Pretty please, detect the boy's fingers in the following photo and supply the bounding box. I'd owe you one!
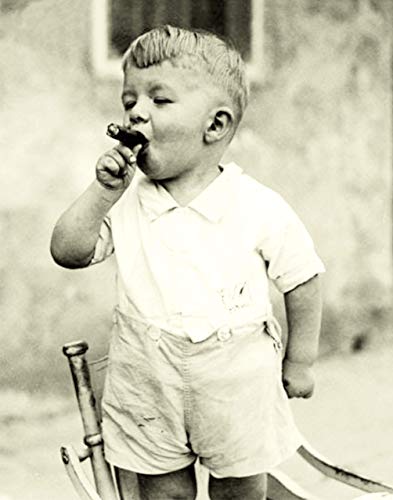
[103,149,136,172]
[303,388,314,398]
[282,372,314,399]
[105,149,126,165]
[107,149,136,169]
[114,143,143,163]
[133,144,143,156]
[113,144,132,157]
[102,155,124,173]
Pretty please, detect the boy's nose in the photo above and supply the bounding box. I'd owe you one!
[129,100,149,124]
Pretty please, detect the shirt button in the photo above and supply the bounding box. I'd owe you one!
[217,326,232,342]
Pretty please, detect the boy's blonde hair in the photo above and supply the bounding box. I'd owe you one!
[122,25,249,125]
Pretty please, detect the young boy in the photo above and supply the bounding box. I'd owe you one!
[51,25,324,500]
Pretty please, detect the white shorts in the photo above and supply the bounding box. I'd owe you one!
[102,309,302,478]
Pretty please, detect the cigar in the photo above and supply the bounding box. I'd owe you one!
[106,123,148,149]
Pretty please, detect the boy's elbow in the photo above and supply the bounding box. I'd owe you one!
[50,250,92,269]
[50,235,93,269]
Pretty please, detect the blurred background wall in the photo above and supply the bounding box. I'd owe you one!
[0,0,391,393]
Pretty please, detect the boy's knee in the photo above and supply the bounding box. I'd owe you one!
[208,473,267,500]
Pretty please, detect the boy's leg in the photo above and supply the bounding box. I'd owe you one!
[208,473,267,500]
[116,464,197,500]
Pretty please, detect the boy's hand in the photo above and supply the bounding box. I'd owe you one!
[96,144,141,191]
[282,359,315,399]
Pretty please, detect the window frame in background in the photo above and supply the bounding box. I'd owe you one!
[90,0,265,81]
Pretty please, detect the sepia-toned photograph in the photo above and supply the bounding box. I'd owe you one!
[0,1,392,499]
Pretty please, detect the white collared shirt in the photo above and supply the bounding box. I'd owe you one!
[92,162,325,342]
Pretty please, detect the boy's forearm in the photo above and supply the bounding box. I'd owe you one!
[50,180,122,268]
[283,275,322,365]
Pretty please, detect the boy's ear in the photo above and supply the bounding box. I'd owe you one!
[204,107,235,144]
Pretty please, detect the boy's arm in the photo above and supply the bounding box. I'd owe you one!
[50,181,123,268]
[50,143,138,269]
[282,274,322,399]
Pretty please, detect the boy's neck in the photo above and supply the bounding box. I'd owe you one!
[159,164,222,207]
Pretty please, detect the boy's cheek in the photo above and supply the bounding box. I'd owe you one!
[153,115,199,142]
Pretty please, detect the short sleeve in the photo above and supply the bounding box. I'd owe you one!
[90,216,114,265]
[257,195,325,293]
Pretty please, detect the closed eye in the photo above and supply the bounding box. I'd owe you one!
[153,97,172,105]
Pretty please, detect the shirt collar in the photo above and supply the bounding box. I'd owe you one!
[137,162,243,223]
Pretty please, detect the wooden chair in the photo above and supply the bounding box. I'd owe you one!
[60,340,393,500]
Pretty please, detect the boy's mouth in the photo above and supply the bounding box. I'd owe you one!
[106,123,149,150]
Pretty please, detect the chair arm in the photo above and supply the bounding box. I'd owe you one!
[298,442,393,495]
[61,445,108,500]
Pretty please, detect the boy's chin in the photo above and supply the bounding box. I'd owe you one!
[137,157,162,180]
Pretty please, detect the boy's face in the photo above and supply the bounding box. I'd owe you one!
[121,60,221,181]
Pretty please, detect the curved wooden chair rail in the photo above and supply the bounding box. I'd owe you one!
[61,340,393,500]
